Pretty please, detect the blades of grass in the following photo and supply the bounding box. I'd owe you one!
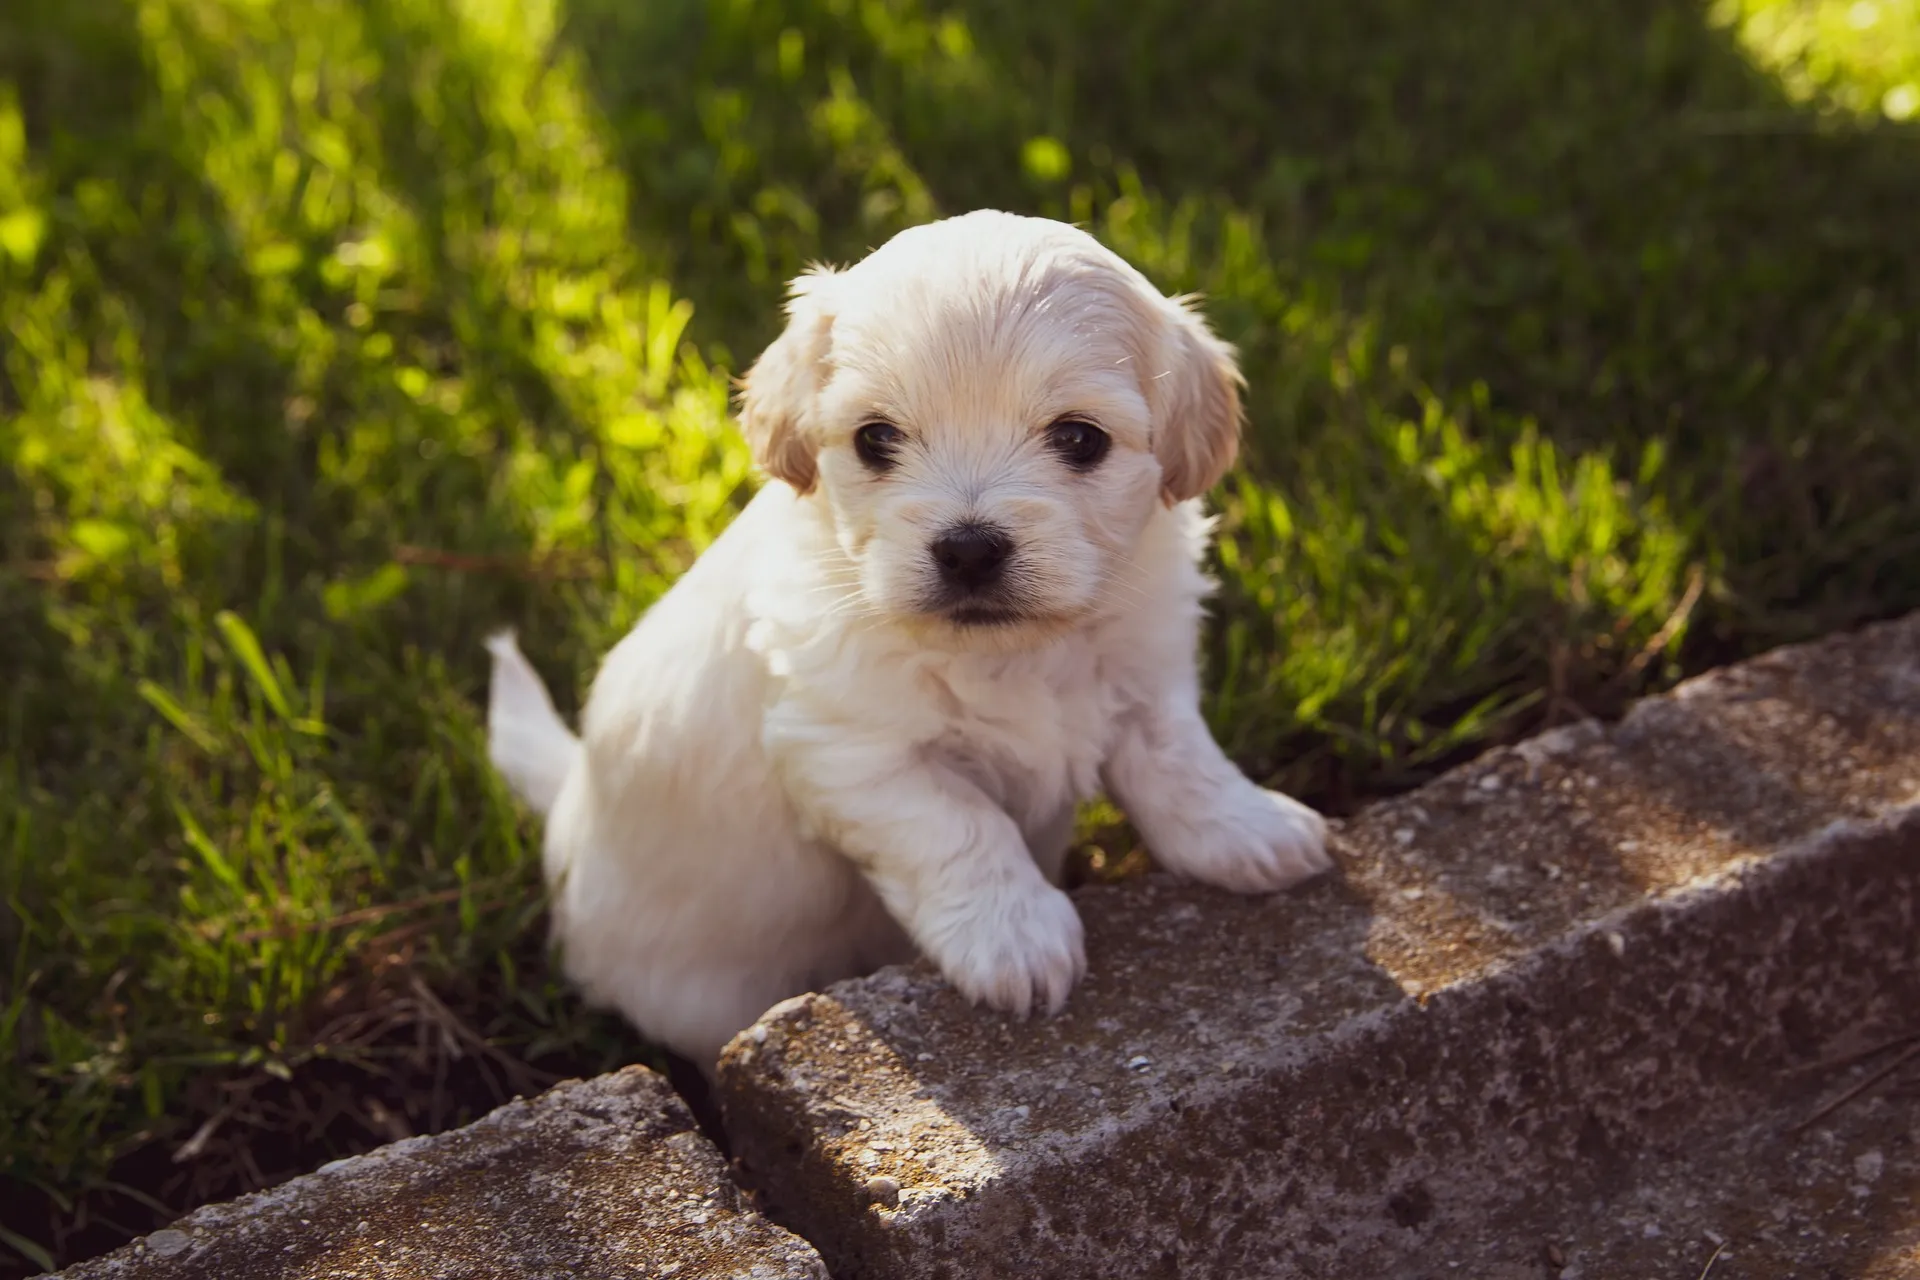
[0,1225,56,1273]
[214,611,293,723]
[172,802,244,899]
[136,680,223,754]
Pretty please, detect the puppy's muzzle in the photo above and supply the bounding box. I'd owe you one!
[930,523,1012,593]
[925,522,1029,626]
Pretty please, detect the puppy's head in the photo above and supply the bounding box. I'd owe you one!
[737,210,1242,644]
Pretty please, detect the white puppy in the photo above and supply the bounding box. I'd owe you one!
[486,210,1330,1070]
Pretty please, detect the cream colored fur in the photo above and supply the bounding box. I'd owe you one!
[486,211,1330,1069]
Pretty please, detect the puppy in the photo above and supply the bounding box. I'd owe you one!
[486,210,1330,1070]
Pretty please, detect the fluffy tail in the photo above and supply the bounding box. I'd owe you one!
[484,631,581,818]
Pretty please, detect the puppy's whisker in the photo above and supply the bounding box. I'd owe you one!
[798,580,864,599]
[1087,570,1152,606]
[802,587,879,614]
[809,591,888,626]
[796,572,867,594]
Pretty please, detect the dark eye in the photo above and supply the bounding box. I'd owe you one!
[1045,417,1110,471]
[854,421,905,471]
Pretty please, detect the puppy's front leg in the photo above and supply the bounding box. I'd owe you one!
[1105,698,1332,894]
[774,732,1085,1017]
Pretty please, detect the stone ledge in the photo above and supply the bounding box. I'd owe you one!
[51,1066,826,1280]
[716,613,1920,1278]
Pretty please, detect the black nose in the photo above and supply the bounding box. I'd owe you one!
[930,524,1013,591]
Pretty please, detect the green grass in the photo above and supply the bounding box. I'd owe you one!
[2,0,1917,1269]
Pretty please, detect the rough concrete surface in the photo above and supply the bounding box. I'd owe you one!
[49,1066,825,1280]
[718,613,1920,1278]
[1472,1074,1920,1279]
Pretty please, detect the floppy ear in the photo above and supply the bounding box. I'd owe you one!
[736,267,838,493]
[1147,295,1245,504]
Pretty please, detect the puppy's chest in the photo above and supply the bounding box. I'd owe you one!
[922,652,1118,820]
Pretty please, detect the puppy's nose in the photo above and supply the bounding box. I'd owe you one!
[931,524,1012,591]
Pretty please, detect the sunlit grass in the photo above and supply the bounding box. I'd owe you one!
[1718,0,1920,119]
[4,0,1919,1269]
[3,0,741,1262]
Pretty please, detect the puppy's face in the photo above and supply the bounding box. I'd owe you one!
[738,212,1243,645]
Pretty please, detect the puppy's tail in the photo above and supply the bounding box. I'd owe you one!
[484,631,581,818]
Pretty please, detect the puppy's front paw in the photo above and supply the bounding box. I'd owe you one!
[924,885,1086,1019]
[1153,784,1332,894]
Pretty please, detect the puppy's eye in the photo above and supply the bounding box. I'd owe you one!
[1045,417,1110,471]
[854,421,905,471]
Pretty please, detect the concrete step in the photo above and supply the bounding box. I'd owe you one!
[49,1067,826,1280]
[717,613,1920,1278]
[1459,1070,1918,1279]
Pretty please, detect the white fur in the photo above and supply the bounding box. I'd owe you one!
[484,632,579,816]
[487,211,1331,1069]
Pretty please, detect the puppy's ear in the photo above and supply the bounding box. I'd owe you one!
[1147,296,1245,504]
[737,267,838,493]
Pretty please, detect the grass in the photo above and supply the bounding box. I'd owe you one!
[2,0,1916,1270]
